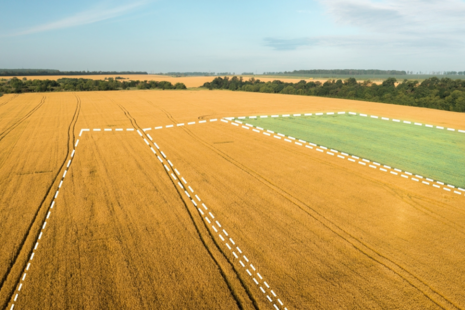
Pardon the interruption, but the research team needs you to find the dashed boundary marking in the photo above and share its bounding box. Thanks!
[9,140,80,310]
[13,128,288,310]
[221,117,465,198]
[78,113,465,136]
[136,130,288,310]
[78,119,219,135]
[30,116,459,310]
[223,112,465,133]
[82,116,464,197]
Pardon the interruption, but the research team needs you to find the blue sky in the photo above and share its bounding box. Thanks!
[1,0,464,73]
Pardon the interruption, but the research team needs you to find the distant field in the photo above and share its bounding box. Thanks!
[3,74,464,91]
[257,74,465,81]
[0,75,212,88]
[0,75,314,88]
[242,114,465,188]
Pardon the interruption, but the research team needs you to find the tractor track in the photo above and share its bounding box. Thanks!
[115,102,259,310]
[0,96,46,143]
[1,94,81,310]
[158,109,459,310]
[0,94,19,109]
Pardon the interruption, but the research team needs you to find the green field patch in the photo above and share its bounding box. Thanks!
[242,115,465,188]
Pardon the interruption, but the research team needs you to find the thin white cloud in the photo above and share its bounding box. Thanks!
[266,0,465,51]
[323,0,465,34]
[264,38,315,50]
[6,1,146,37]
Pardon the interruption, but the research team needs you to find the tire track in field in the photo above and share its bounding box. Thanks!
[115,103,259,310]
[383,185,465,236]
[238,118,465,236]
[346,169,465,237]
[122,94,262,308]
[236,118,465,307]
[0,96,46,143]
[162,114,459,310]
[0,94,19,109]
[0,95,81,310]
[239,119,465,237]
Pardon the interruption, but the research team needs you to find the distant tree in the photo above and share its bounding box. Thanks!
[280,86,296,94]
[345,77,357,86]
[10,77,24,93]
[382,77,397,87]
[201,75,465,113]
[243,85,254,92]
[158,81,173,89]
[455,95,465,112]
[259,84,275,93]
[174,83,187,89]
[0,69,148,76]
[137,81,147,89]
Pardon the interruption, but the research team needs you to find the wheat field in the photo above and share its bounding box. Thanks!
[0,90,464,309]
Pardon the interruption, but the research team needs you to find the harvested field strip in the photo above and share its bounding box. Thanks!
[226,119,465,197]
[238,113,465,188]
[136,130,288,310]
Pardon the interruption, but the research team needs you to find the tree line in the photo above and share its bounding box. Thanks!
[444,71,465,75]
[264,69,407,76]
[0,77,186,93]
[157,72,235,77]
[203,76,465,112]
[158,72,216,76]
[0,69,148,76]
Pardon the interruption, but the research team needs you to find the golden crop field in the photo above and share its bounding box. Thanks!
[0,75,317,88]
[0,90,464,309]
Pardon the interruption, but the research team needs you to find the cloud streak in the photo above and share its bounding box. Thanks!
[6,1,146,37]
[264,38,316,51]
[266,0,465,51]
[323,0,465,35]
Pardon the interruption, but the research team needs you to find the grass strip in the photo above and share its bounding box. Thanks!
[244,115,465,188]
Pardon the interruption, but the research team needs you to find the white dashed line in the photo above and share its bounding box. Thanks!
[138,131,287,307]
